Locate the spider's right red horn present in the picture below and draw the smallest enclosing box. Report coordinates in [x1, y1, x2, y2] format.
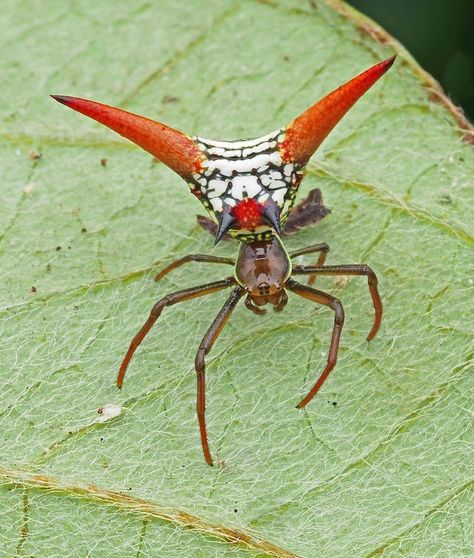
[51, 95, 204, 180]
[280, 56, 396, 165]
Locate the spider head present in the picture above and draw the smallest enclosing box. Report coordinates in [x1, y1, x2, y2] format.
[236, 237, 291, 307]
[248, 283, 285, 309]
[249, 275, 283, 300]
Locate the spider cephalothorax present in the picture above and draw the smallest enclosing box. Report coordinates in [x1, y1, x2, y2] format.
[53, 56, 394, 465]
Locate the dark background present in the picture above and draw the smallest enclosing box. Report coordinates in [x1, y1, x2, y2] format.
[348, 0, 474, 120]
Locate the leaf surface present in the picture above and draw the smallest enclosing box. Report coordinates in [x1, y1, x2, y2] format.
[1, 1, 473, 556]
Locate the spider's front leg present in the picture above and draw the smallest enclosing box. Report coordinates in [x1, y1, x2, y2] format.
[245, 296, 266, 315]
[195, 286, 245, 465]
[117, 278, 236, 388]
[285, 278, 345, 409]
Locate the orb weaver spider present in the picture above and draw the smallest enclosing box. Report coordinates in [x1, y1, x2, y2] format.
[53, 56, 394, 465]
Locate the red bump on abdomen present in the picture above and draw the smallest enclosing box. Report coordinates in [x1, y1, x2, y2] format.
[232, 198, 265, 229]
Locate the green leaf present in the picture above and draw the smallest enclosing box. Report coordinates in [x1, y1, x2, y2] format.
[1, 1, 473, 556]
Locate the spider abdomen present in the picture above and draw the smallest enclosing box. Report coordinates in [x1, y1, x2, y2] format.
[190, 133, 304, 241]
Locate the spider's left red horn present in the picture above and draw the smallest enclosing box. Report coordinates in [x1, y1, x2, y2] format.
[51, 95, 204, 179]
[280, 56, 396, 165]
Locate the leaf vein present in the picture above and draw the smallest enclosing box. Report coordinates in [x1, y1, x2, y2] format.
[0, 465, 300, 558]
[363, 480, 473, 558]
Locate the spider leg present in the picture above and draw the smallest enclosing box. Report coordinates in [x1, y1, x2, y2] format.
[289, 243, 330, 286]
[117, 277, 236, 388]
[195, 285, 245, 465]
[292, 264, 382, 340]
[245, 295, 267, 315]
[196, 215, 231, 242]
[286, 278, 345, 409]
[275, 291, 288, 312]
[281, 189, 331, 235]
[154, 254, 235, 282]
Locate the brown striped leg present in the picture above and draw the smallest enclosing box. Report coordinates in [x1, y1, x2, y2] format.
[117, 277, 236, 388]
[286, 278, 345, 409]
[195, 286, 245, 465]
[154, 254, 235, 282]
[245, 295, 266, 315]
[290, 243, 329, 286]
[292, 264, 382, 340]
[275, 291, 288, 312]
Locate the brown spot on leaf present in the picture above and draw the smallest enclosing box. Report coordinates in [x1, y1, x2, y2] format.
[162, 95, 180, 104]
[29, 150, 42, 161]
[357, 23, 390, 45]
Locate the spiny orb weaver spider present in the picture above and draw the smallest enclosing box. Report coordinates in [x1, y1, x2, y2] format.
[53, 56, 394, 465]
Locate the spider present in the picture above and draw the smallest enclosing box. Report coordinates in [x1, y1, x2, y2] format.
[52, 56, 394, 465]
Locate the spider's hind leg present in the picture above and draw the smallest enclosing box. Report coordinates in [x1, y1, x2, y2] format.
[196, 215, 231, 241]
[282, 188, 331, 235]
[155, 254, 235, 282]
[290, 242, 330, 286]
